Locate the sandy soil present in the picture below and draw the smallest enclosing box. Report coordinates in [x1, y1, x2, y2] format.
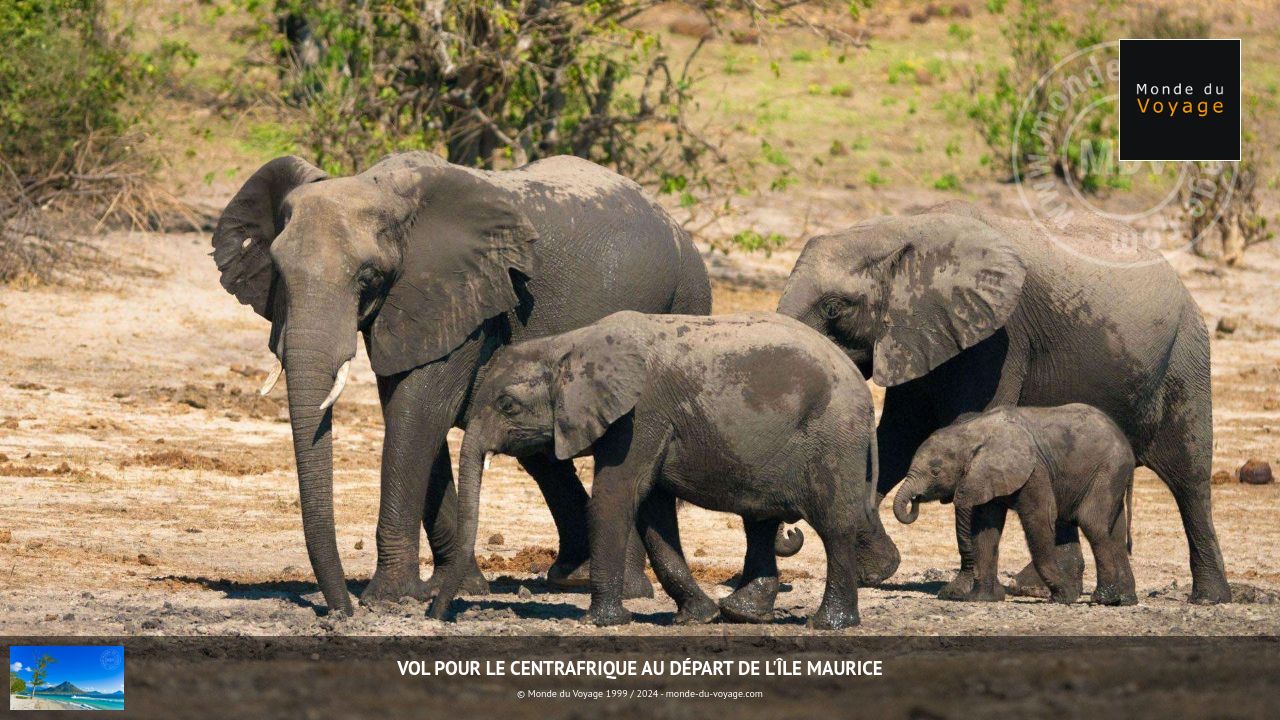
[1, 191, 1278, 637]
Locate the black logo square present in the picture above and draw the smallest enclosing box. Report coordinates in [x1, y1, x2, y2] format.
[1119, 39, 1240, 161]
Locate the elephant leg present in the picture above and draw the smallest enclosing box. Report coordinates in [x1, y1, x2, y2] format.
[864, 386, 937, 587]
[719, 518, 782, 624]
[963, 504, 1007, 602]
[1139, 409, 1230, 603]
[584, 473, 648, 626]
[1081, 507, 1137, 606]
[585, 416, 664, 626]
[1016, 488, 1077, 605]
[937, 506, 977, 600]
[636, 487, 718, 624]
[1005, 523, 1084, 599]
[417, 443, 489, 598]
[807, 510, 861, 630]
[519, 453, 653, 599]
[363, 349, 487, 605]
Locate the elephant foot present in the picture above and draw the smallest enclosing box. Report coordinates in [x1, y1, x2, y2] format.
[360, 571, 433, 607]
[1048, 586, 1078, 605]
[587, 602, 633, 627]
[545, 557, 654, 600]
[807, 603, 860, 630]
[1091, 584, 1136, 606]
[1006, 557, 1083, 599]
[362, 563, 489, 607]
[546, 556, 591, 590]
[1189, 578, 1232, 605]
[937, 569, 975, 600]
[963, 584, 1006, 603]
[718, 577, 779, 624]
[857, 532, 901, 586]
[673, 596, 720, 625]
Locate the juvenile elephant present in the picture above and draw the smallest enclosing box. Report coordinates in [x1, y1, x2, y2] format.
[894, 404, 1137, 606]
[428, 311, 884, 629]
[212, 152, 710, 614]
[777, 201, 1228, 604]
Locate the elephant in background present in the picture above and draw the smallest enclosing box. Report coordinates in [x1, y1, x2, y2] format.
[777, 200, 1229, 604]
[429, 312, 884, 629]
[211, 151, 711, 614]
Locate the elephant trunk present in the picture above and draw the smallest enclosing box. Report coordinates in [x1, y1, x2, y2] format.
[283, 296, 358, 616]
[774, 525, 804, 557]
[427, 428, 487, 620]
[893, 474, 925, 525]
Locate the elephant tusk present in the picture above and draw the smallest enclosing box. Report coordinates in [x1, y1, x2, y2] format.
[319, 360, 351, 411]
[260, 360, 283, 396]
[483, 452, 492, 471]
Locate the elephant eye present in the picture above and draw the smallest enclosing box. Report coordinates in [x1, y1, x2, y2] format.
[496, 394, 521, 416]
[820, 297, 848, 320]
[929, 465, 941, 476]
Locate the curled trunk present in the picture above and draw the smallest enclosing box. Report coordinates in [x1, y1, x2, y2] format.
[427, 430, 486, 620]
[893, 474, 924, 524]
[773, 525, 804, 557]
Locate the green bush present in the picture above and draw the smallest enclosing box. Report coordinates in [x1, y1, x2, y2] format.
[0, 0, 195, 284]
[961, 0, 1120, 190]
[234, 0, 712, 182]
[0, 0, 137, 179]
[10, 672, 25, 694]
[933, 173, 961, 191]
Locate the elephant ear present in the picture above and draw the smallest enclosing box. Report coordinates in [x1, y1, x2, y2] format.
[954, 413, 1036, 508]
[872, 214, 1026, 387]
[551, 327, 648, 460]
[367, 167, 538, 376]
[211, 156, 328, 320]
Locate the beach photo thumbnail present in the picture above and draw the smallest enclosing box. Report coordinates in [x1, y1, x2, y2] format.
[9, 646, 124, 711]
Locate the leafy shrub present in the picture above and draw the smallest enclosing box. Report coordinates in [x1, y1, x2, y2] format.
[933, 173, 961, 190]
[0, 0, 135, 177]
[1129, 6, 1210, 39]
[960, 0, 1121, 190]
[227, 0, 870, 253]
[10, 672, 25, 694]
[0, 0, 194, 284]
[729, 230, 787, 255]
[232, 0, 720, 182]
[1182, 98, 1275, 265]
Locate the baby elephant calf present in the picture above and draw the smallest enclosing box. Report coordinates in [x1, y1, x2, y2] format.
[893, 404, 1137, 606]
[428, 311, 880, 629]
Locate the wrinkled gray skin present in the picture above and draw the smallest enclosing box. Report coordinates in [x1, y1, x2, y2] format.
[212, 152, 710, 614]
[894, 405, 1137, 606]
[778, 200, 1228, 604]
[428, 312, 883, 630]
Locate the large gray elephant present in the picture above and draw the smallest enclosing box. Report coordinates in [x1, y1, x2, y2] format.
[777, 201, 1230, 604]
[212, 151, 711, 614]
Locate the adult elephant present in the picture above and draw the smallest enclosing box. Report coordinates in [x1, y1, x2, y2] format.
[777, 200, 1230, 604]
[211, 151, 711, 614]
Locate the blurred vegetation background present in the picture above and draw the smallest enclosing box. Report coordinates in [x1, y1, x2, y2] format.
[1, 0, 1277, 284]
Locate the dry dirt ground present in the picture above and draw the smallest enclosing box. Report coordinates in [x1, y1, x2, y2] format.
[1, 191, 1278, 638]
